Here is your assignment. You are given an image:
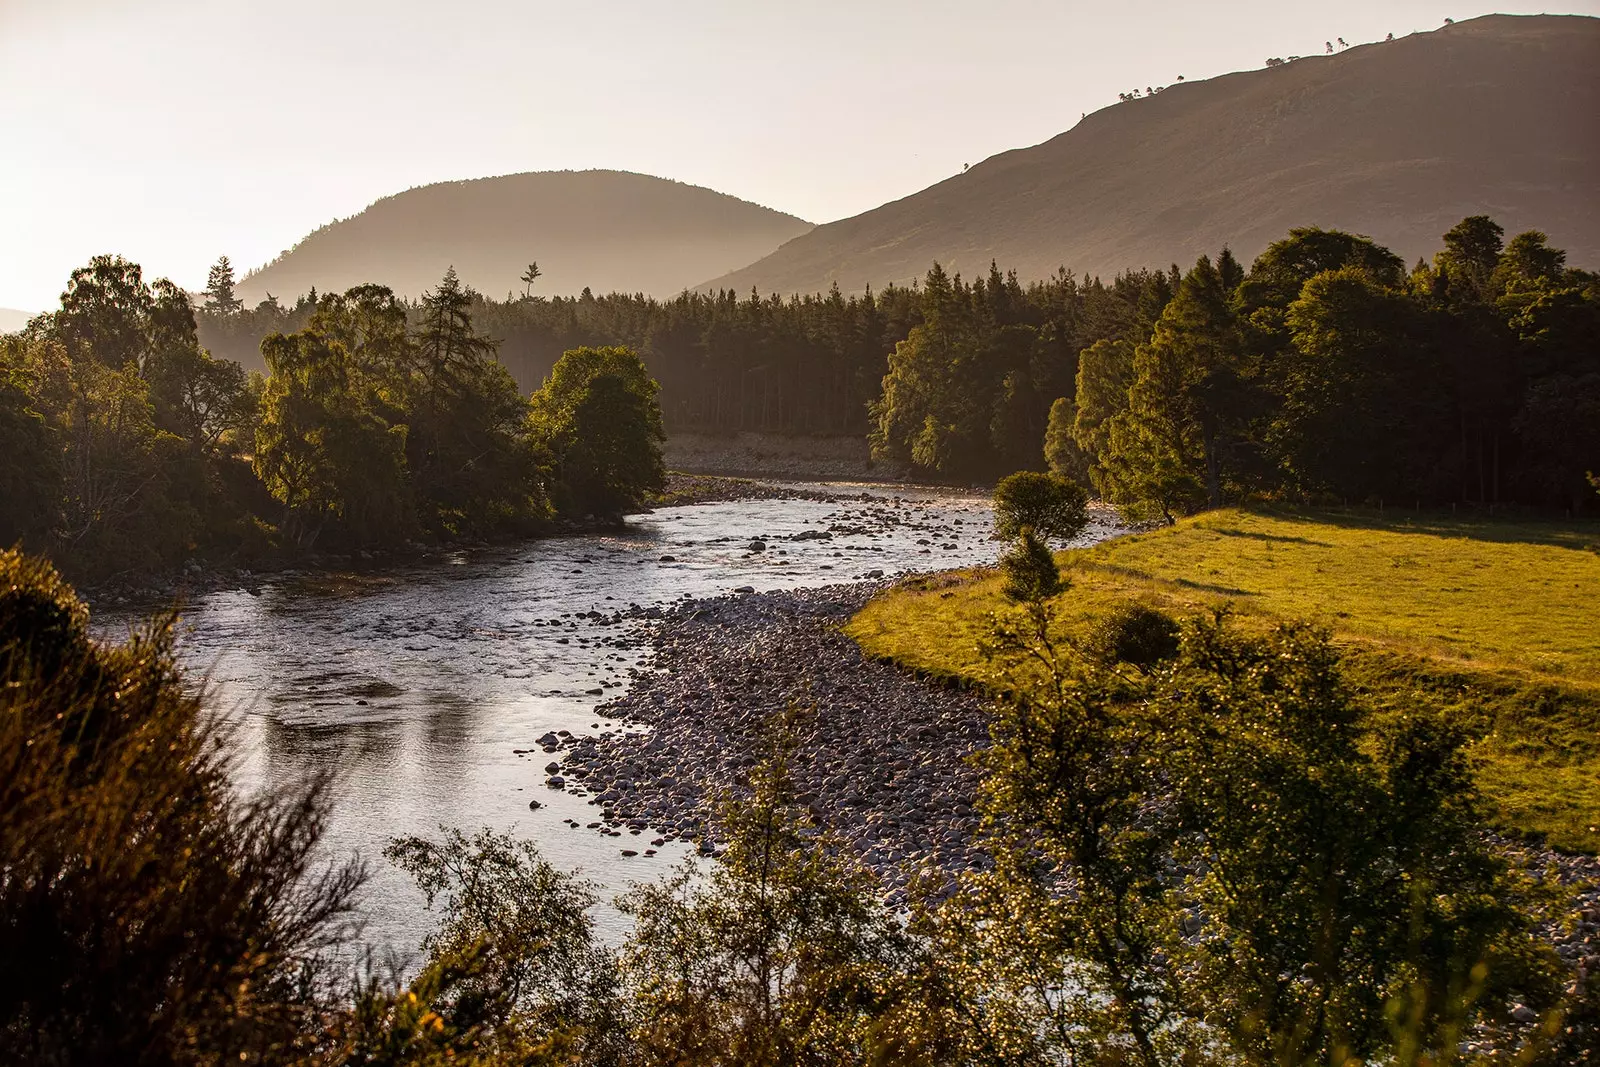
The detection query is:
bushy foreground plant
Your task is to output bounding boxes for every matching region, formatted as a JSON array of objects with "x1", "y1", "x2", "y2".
[
  {"x1": 0, "y1": 548, "x2": 362, "y2": 1064},
  {"x1": 969, "y1": 581, "x2": 1570, "y2": 1065}
]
